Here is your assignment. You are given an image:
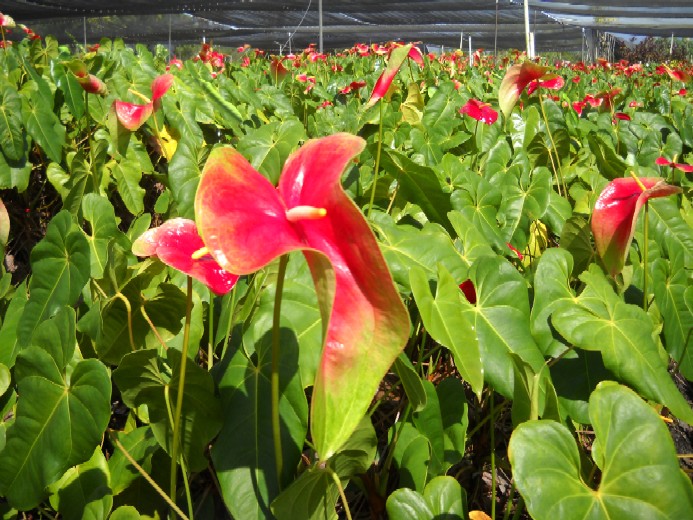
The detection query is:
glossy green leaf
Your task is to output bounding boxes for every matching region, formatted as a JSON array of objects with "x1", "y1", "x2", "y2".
[
  {"x1": 54, "y1": 63, "x2": 85, "y2": 120},
  {"x1": 559, "y1": 216, "x2": 594, "y2": 276},
  {"x1": 0, "y1": 282, "x2": 27, "y2": 368},
  {"x1": 437, "y1": 378, "x2": 469, "y2": 467},
  {"x1": 81, "y1": 194, "x2": 130, "y2": 279},
  {"x1": 0, "y1": 147, "x2": 31, "y2": 192},
  {"x1": 111, "y1": 158, "x2": 145, "y2": 216},
  {"x1": 451, "y1": 171, "x2": 505, "y2": 251},
  {"x1": 22, "y1": 90, "x2": 65, "y2": 163},
  {"x1": 386, "y1": 476, "x2": 465, "y2": 520},
  {"x1": 447, "y1": 210, "x2": 495, "y2": 267},
  {"x1": 652, "y1": 253, "x2": 693, "y2": 380},
  {"x1": 0, "y1": 363, "x2": 9, "y2": 397},
  {"x1": 509, "y1": 382, "x2": 693, "y2": 520},
  {"x1": 0, "y1": 83, "x2": 25, "y2": 162},
  {"x1": 380, "y1": 149, "x2": 453, "y2": 233},
  {"x1": 237, "y1": 119, "x2": 306, "y2": 185},
  {"x1": 48, "y1": 447, "x2": 112, "y2": 520},
  {"x1": 586, "y1": 132, "x2": 628, "y2": 181},
  {"x1": 17, "y1": 211, "x2": 90, "y2": 346},
  {"x1": 168, "y1": 139, "x2": 205, "y2": 219},
  {"x1": 393, "y1": 353, "x2": 427, "y2": 412},
  {"x1": 0, "y1": 340, "x2": 111, "y2": 509},
  {"x1": 470, "y1": 255, "x2": 545, "y2": 398},
  {"x1": 108, "y1": 427, "x2": 160, "y2": 496},
  {"x1": 410, "y1": 265, "x2": 483, "y2": 397},
  {"x1": 552, "y1": 266, "x2": 693, "y2": 424},
  {"x1": 109, "y1": 506, "x2": 143, "y2": 520},
  {"x1": 212, "y1": 331, "x2": 308, "y2": 520},
  {"x1": 390, "y1": 422, "x2": 430, "y2": 492},
  {"x1": 113, "y1": 348, "x2": 222, "y2": 472},
  {"x1": 412, "y1": 380, "x2": 446, "y2": 478},
  {"x1": 648, "y1": 197, "x2": 693, "y2": 268}
]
